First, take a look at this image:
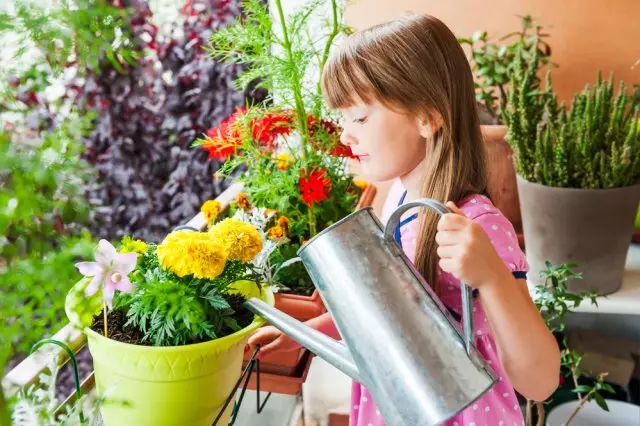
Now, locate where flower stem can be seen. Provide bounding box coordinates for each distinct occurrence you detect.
[103,301,108,337]
[315,0,340,116]
[273,0,310,155]
[307,207,317,237]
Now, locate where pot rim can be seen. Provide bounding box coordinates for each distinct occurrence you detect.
[68,279,274,353]
[516,175,640,193]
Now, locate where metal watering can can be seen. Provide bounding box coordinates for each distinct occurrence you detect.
[244,199,498,426]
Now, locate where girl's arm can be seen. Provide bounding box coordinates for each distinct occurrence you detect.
[437,202,560,402]
[479,270,560,401]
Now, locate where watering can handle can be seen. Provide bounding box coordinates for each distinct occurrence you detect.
[383,199,475,354]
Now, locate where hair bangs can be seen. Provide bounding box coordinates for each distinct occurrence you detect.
[321,41,378,109]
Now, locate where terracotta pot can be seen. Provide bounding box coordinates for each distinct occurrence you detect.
[274,183,378,321]
[274,289,326,322]
[242,345,306,376]
[517,177,640,295]
[481,125,525,249]
[243,350,313,395]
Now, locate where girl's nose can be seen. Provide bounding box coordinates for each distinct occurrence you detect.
[340,129,357,146]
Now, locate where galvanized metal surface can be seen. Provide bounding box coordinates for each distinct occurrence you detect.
[250,199,498,426]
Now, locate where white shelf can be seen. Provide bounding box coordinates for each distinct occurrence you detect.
[529,244,640,315]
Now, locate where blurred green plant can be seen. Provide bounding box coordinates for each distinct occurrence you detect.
[0,0,138,75]
[0,114,97,370]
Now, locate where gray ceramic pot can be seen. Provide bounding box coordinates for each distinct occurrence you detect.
[517,176,640,294]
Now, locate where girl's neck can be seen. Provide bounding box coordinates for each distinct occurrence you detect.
[400,157,426,203]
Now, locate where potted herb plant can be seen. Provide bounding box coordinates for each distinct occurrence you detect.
[527,262,626,426]
[194,0,376,320]
[64,216,276,426]
[459,15,553,244]
[503,41,640,294]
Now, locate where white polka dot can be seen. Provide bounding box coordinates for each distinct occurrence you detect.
[448,286,454,291]
[509,263,516,269]
[487,360,493,365]
[473,404,478,410]
[353,405,359,410]
[483,205,491,211]
[376,409,381,416]
[507,246,514,252]
[499,422,504,426]
[513,404,519,410]
[476,330,483,335]
[473,306,477,312]
[469,423,476,426]
[368,423,373,426]
[453,423,459,426]
[362,396,368,402]
[466,212,471,217]
[485,406,490,412]
[491,225,498,231]
[503,393,509,397]
[507,231,512,237]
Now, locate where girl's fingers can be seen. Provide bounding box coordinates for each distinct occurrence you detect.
[437,213,466,231]
[436,244,457,259]
[435,230,459,246]
[445,201,465,215]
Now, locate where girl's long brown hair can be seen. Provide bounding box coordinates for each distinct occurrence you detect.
[321,13,487,291]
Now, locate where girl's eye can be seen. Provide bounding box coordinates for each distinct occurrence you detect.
[353,117,367,124]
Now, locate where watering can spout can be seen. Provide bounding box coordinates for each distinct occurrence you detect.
[244,298,361,382]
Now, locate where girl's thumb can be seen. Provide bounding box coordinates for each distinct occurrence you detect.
[445,201,464,216]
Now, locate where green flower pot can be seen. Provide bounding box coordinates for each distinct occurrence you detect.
[66,279,274,426]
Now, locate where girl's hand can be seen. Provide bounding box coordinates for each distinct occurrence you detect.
[435,201,510,289]
[247,325,301,359]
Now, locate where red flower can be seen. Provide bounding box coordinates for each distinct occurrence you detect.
[251,112,293,148]
[307,115,357,160]
[201,107,247,161]
[299,168,332,206]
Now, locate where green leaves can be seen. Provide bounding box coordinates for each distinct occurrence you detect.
[462,15,553,124]
[0,0,138,77]
[504,48,640,188]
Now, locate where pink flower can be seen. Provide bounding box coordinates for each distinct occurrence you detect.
[75,239,137,309]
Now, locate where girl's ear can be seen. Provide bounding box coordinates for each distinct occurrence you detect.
[417,111,444,139]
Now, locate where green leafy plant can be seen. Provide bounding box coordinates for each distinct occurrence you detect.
[197,0,364,295]
[459,15,553,124]
[0,114,97,368]
[68,206,279,347]
[503,41,640,188]
[0,0,138,76]
[527,262,614,426]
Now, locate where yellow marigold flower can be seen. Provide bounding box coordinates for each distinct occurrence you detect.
[276,216,290,233]
[201,200,222,223]
[157,231,228,279]
[236,193,252,211]
[353,179,369,190]
[208,218,263,263]
[120,236,148,254]
[276,153,294,170]
[267,225,285,241]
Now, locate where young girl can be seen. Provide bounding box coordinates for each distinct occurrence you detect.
[249,13,560,426]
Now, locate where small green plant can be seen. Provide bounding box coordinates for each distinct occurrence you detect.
[459,15,553,124]
[527,262,615,426]
[503,42,640,189]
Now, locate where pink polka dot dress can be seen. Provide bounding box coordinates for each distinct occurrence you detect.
[350,180,527,426]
